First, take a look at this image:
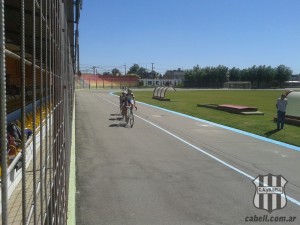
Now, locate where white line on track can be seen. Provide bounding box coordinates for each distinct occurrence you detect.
[97,93,300,207]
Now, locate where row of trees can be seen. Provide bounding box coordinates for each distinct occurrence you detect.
[84,63,292,88]
[184,65,292,88]
[102,68,122,76]
[99,64,161,78]
[127,64,161,79]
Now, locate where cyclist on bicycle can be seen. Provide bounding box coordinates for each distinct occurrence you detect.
[126,89,137,110]
[120,91,127,117]
[120,91,126,108]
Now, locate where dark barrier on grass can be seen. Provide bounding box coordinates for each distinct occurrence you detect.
[152,86,176,101]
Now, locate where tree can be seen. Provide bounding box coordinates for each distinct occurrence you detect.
[240,68,250,81]
[103,72,111,76]
[184,69,195,87]
[112,68,121,76]
[248,65,258,84]
[127,64,140,74]
[127,64,153,78]
[256,65,264,88]
[138,67,148,78]
[264,66,275,88]
[202,67,212,87]
[184,66,201,87]
[215,65,228,87]
[229,67,241,81]
[275,65,292,87]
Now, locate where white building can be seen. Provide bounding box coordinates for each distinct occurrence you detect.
[140,78,183,87]
[140,68,185,87]
[164,68,185,80]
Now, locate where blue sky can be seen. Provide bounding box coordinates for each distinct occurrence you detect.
[79,0,300,75]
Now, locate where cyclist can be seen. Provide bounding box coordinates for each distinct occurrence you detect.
[126,89,137,110]
[119,91,127,117]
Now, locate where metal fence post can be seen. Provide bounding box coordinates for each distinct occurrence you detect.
[0,0,8,224]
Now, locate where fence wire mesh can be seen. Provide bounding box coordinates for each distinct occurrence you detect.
[0,0,81,224]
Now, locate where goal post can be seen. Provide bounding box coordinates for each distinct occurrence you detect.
[224,81,251,89]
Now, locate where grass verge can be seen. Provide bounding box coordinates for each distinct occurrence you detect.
[130,89,299,147]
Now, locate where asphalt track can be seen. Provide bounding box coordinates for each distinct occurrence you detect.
[75,90,300,225]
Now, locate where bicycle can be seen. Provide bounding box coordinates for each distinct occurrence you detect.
[125,105,134,128]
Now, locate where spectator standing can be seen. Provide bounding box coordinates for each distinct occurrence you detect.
[276,94,288,130]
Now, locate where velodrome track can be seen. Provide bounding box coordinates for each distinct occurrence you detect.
[75,90,300,225]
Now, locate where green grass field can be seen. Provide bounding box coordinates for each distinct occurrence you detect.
[130,89,299,147]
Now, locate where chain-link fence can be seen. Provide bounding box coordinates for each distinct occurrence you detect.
[0,0,81,224]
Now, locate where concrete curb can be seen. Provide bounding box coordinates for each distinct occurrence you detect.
[67,95,76,224]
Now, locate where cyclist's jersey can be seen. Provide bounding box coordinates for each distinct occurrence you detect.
[126,93,134,101]
[120,95,126,104]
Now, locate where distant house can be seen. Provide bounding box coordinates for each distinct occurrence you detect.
[164,68,185,80]
[290,74,300,81]
[140,68,186,87]
[284,74,300,88]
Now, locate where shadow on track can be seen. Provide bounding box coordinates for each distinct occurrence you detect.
[109,123,126,128]
[109,113,127,127]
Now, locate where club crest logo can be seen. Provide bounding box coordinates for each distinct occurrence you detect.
[252,174,288,213]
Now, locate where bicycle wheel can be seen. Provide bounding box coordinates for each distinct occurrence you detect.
[125,106,130,125]
[129,111,134,128]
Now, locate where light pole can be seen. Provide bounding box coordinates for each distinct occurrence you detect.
[151,63,154,78]
[92,66,99,75]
